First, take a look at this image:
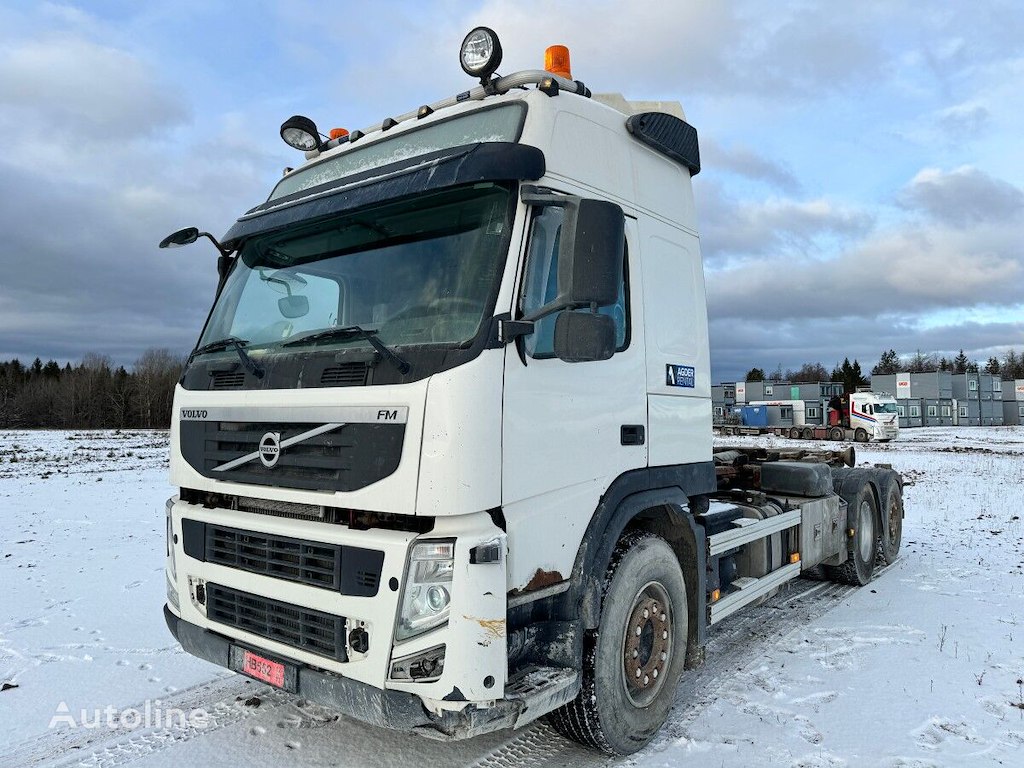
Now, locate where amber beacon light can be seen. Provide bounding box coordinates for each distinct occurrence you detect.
[544,45,572,80]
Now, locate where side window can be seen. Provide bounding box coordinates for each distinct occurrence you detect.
[764,385,774,396]
[968,379,978,391]
[897,405,905,417]
[780,405,792,418]
[927,405,938,417]
[941,404,951,417]
[959,405,968,417]
[807,406,819,419]
[520,205,629,359]
[993,379,1001,392]
[909,405,920,417]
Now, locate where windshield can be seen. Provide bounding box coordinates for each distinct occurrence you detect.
[874,402,898,414]
[198,184,513,356]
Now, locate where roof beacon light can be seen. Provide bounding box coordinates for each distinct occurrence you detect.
[460,26,502,83]
[280,115,321,152]
[329,127,349,140]
[544,45,572,80]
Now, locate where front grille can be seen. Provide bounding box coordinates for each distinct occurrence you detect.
[180,421,404,492]
[235,496,325,520]
[207,583,347,661]
[208,525,340,589]
[210,371,245,390]
[187,521,384,597]
[321,363,369,387]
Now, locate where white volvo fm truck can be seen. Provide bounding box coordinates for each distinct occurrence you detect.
[160,28,903,754]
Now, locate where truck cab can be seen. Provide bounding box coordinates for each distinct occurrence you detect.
[849,392,900,441]
[161,28,901,755]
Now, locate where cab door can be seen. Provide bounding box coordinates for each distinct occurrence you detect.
[500,205,647,591]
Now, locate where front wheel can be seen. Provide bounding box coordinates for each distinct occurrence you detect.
[854,428,869,442]
[547,532,688,755]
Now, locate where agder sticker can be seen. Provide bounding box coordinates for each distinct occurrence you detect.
[666,364,695,388]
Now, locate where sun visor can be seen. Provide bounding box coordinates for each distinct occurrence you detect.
[221,142,544,248]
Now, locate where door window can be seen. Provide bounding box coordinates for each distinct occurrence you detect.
[520,205,629,358]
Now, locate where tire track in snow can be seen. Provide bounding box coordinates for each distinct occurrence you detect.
[4,676,283,768]
[8,573,872,768]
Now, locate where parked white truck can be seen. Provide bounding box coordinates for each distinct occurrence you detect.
[160,28,903,754]
[720,391,900,442]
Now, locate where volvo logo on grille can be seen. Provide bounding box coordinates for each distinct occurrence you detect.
[258,432,282,468]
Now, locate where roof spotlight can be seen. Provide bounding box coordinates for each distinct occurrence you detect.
[460,26,502,83]
[280,115,321,151]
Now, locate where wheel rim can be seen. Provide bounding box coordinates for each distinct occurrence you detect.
[887,496,901,548]
[858,500,874,562]
[621,581,672,707]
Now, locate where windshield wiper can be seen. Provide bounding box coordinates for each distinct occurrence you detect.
[189,336,265,379]
[282,325,411,374]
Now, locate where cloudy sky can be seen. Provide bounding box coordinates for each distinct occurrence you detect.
[0,1,1021,382]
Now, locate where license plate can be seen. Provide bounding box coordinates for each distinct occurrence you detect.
[230,646,296,691]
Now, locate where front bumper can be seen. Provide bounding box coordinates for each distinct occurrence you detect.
[164,604,524,740]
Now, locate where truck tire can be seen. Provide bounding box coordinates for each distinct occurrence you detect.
[828,426,844,441]
[854,428,868,442]
[789,427,800,439]
[801,427,814,440]
[825,484,877,586]
[547,531,687,755]
[877,482,902,565]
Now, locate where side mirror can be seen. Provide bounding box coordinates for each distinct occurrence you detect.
[159,227,200,248]
[553,312,615,363]
[278,294,309,319]
[557,199,624,307]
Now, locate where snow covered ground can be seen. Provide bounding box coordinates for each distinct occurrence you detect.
[1,427,1022,767]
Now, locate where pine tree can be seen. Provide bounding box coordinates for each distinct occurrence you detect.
[953,349,970,374]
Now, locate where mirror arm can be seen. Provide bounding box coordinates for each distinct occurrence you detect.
[198,231,234,257]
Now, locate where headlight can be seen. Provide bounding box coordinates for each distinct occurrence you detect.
[460,27,502,81]
[396,540,455,641]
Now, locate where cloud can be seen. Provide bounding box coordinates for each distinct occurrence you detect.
[0,36,190,139]
[901,165,1024,226]
[935,101,990,140]
[701,139,801,193]
[699,182,873,260]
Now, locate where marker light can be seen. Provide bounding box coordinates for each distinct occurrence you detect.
[544,45,572,80]
[460,26,502,81]
[329,127,349,140]
[280,115,320,151]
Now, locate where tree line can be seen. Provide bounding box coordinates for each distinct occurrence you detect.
[742,347,1024,393]
[0,349,185,429]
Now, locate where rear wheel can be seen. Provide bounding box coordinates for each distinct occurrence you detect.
[828,426,845,441]
[877,483,903,565]
[789,427,801,439]
[547,532,688,755]
[801,427,814,440]
[826,484,877,586]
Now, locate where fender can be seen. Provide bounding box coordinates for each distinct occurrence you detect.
[504,463,714,674]
[832,465,902,533]
[572,464,715,649]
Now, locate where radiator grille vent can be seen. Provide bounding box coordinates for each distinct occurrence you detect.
[210,371,245,390]
[320,363,369,387]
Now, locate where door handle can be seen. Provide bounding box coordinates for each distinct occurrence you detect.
[620,425,645,446]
